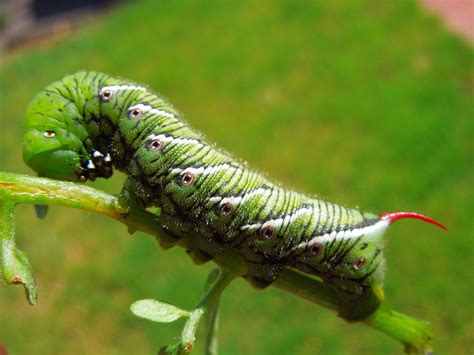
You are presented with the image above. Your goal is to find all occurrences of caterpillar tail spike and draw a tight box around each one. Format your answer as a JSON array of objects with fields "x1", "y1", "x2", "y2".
[{"x1": 379, "y1": 212, "x2": 447, "y2": 231}]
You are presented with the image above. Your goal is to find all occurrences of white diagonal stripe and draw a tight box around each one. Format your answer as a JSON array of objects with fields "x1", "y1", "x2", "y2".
[
  {"x1": 208, "y1": 196, "x2": 223, "y2": 204},
  {"x1": 208, "y1": 187, "x2": 268, "y2": 208},
  {"x1": 147, "y1": 134, "x2": 202, "y2": 147},
  {"x1": 240, "y1": 206, "x2": 313, "y2": 231},
  {"x1": 129, "y1": 103, "x2": 176, "y2": 119},
  {"x1": 294, "y1": 219, "x2": 390, "y2": 250},
  {"x1": 239, "y1": 188, "x2": 267, "y2": 205},
  {"x1": 100, "y1": 85, "x2": 147, "y2": 93},
  {"x1": 240, "y1": 223, "x2": 262, "y2": 231},
  {"x1": 220, "y1": 196, "x2": 243, "y2": 205},
  {"x1": 170, "y1": 164, "x2": 231, "y2": 176},
  {"x1": 218, "y1": 187, "x2": 268, "y2": 208}
]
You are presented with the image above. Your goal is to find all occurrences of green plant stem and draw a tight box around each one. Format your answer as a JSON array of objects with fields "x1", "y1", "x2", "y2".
[
  {"x1": 181, "y1": 270, "x2": 234, "y2": 352},
  {"x1": 0, "y1": 172, "x2": 432, "y2": 353},
  {"x1": 203, "y1": 269, "x2": 222, "y2": 355},
  {"x1": 204, "y1": 299, "x2": 219, "y2": 355}
]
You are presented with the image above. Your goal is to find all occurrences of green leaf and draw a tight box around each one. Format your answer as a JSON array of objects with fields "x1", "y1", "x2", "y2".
[
  {"x1": 1, "y1": 199, "x2": 37, "y2": 305},
  {"x1": 130, "y1": 299, "x2": 189, "y2": 323}
]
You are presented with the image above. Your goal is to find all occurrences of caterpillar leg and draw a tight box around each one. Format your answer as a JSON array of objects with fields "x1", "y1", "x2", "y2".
[
  {"x1": 244, "y1": 262, "x2": 284, "y2": 289},
  {"x1": 158, "y1": 212, "x2": 186, "y2": 249},
  {"x1": 186, "y1": 248, "x2": 214, "y2": 265},
  {"x1": 184, "y1": 230, "x2": 226, "y2": 265},
  {"x1": 115, "y1": 178, "x2": 143, "y2": 214}
]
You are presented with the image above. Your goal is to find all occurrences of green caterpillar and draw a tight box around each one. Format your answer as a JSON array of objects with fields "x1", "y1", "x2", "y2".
[{"x1": 22, "y1": 71, "x2": 445, "y2": 297}]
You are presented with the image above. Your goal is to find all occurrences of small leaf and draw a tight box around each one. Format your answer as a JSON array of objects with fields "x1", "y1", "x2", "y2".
[
  {"x1": 1, "y1": 242, "x2": 38, "y2": 305},
  {"x1": 1, "y1": 199, "x2": 37, "y2": 305},
  {"x1": 131, "y1": 299, "x2": 189, "y2": 323}
]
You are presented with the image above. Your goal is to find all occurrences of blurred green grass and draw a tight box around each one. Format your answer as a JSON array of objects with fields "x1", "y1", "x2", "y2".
[{"x1": 0, "y1": 0, "x2": 472, "y2": 353}]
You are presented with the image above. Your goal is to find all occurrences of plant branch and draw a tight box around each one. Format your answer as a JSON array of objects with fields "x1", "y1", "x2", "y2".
[
  {"x1": 182, "y1": 269, "x2": 234, "y2": 353},
  {"x1": 0, "y1": 172, "x2": 433, "y2": 353},
  {"x1": 203, "y1": 269, "x2": 222, "y2": 355}
]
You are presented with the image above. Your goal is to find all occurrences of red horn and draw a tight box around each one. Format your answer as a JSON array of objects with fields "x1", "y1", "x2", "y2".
[{"x1": 379, "y1": 212, "x2": 447, "y2": 230}]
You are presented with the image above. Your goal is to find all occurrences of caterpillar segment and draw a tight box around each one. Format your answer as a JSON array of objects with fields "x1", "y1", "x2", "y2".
[{"x1": 22, "y1": 71, "x2": 446, "y2": 296}]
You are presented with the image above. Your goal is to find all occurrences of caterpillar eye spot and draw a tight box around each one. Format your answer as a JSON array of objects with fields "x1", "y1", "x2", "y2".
[
  {"x1": 181, "y1": 172, "x2": 195, "y2": 186},
  {"x1": 99, "y1": 88, "x2": 113, "y2": 102},
  {"x1": 260, "y1": 223, "x2": 276, "y2": 240},
  {"x1": 43, "y1": 131, "x2": 56, "y2": 138},
  {"x1": 147, "y1": 139, "x2": 164, "y2": 151},
  {"x1": 128, "y1": 108, "x2": 142, "y2": 119},
  {"x1": 308, "y1": 242, "x2": 323, "y2": 256},
  {"x1": 219, "y1": 202, "x2": 234, "y2": 216},
  {"x1": 353, "y1": 257, "x2": 366, "y2": 270}
]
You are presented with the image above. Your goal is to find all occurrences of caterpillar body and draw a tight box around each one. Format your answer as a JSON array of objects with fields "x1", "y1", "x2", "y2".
[{"x1": 22, "y1": 72, "x2": 445, "y2": 297}]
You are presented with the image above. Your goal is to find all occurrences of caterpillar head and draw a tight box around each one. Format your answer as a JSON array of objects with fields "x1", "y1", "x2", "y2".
[{"x1": 23, "y1": 72, "x2": 113, "y2": 182}]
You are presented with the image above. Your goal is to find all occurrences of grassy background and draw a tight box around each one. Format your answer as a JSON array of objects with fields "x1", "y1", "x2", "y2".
[{"x1": 0, "y1": 0, "x2": 472, "y2": 353}]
